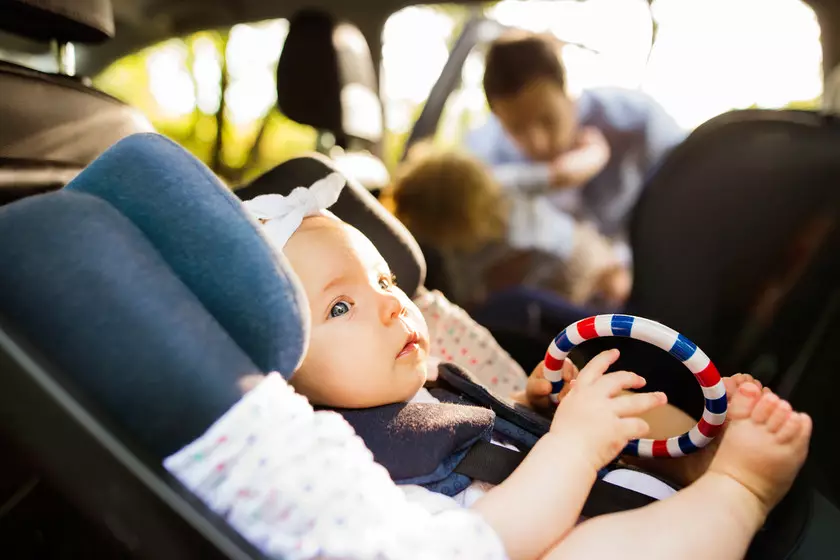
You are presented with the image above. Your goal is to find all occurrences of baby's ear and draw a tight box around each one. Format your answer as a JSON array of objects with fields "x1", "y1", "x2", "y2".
[{"x1": 238, "y1": 373, "x2": 267, "y2": 394}]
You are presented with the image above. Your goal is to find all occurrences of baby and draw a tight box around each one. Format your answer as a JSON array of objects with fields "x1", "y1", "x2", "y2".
[
  {"x1": 388, "y1": 144, "x2": 630, "y2": 307},
  {"x1": 245, "y1": 174, "x2": 812, "y2": 560}
]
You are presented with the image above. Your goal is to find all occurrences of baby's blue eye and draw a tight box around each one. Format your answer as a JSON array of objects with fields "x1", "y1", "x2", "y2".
[{"x1": 329, "y1": 301, "x2": 351, "y2": 318}]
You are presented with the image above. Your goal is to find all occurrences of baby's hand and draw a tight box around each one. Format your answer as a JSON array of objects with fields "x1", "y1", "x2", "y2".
[
  {"x1": 549, "y1": 350, "x2": 667, "y2": 471},
  {"x1": 513, "y1": 359, "x2": 579, "y2": 411}
]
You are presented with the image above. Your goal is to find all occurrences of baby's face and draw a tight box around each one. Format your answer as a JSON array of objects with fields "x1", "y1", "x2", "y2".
[{"x1": 284, "y1": 216, "x2": 430, "y2": 408}]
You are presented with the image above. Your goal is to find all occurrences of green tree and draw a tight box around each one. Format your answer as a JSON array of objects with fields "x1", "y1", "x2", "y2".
[{"x1": 95, "y1": 25, "x2": 317, "y2": 187}]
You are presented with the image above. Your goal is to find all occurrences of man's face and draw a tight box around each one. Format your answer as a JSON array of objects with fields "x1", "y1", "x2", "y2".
[{"x1": 491, "y1": 78, "x2": 578, "y2": 162}]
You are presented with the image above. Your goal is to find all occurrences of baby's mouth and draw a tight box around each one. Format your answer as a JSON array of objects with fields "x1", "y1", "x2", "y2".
[{"x1": 397, "y1": 331, "x2": 421, "y2": 359}]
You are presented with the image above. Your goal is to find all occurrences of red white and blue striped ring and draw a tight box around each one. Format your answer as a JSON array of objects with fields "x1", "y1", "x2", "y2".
[{"x1": 544, "y1": 314, "x2": 726, "y2": 458}]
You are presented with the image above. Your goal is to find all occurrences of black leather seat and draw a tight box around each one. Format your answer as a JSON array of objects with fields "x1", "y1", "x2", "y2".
[
  {"x1": 570, "y1": 110, "x2": 840, "y2": 419},
  {"x1": 0, "y1": 0, "x2": 153, "y2": 206}
]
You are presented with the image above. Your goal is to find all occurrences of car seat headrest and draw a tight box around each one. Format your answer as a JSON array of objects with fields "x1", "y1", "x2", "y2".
[
  {"x1": 276, "y1": 9, "x2": 382, "y2": 146},
  {"x1": 0, "y1": 191, "x2": 272, "y2": 458},
  {"x1": 237, "y1": 153, "x2": 427, "y2": 297},
  {"x1": 1, "y1": 0, "x2": 115, "y2": 44},
  {"x1": 64, "y1": 133, "x2": 309, "y2": 376}
]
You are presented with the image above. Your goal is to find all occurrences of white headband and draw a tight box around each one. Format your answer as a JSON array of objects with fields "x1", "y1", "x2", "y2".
[{"x1": 244, "y1": 172, "x2": 346, "y2": 250}]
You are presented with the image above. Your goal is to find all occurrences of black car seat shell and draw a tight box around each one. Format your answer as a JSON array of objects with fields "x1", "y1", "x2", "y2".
[
  {"x1": 580, "y1": 109, "x2": 840, "y2": 417},
  {"x1": 629, "y1": 110, "x2": 840, "y2": 359},
  {"x1": 0, "y1": 0, "x2": 154, "y2": 206}
]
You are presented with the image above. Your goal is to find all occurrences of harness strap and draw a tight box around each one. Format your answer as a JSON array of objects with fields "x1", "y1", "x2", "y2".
[{"x1": 454, "y1": 440, "x2": 658, "y2": 517}]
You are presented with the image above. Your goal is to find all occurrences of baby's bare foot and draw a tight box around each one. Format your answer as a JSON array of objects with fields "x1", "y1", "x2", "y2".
[
  {"x1": 708, "y1": 382, "x2": 811, "y2": 512},
  {"x1": 663, "y1": 373, "x2": 763, "y2": 485}
]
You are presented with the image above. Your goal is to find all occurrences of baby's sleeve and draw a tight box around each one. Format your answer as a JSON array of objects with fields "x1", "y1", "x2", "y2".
[{"x1": 164, "y1": 373, "x2": 507, "y2": 560}]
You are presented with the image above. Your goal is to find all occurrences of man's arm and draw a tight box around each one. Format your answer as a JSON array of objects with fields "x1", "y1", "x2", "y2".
[{"x1": 548, "y1": 126, "x2": 611, "y2": 189}]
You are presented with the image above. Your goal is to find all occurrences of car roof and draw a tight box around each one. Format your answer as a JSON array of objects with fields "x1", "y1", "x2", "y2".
[
  {"x1": 71, "y1": 0, "x2": 479, "y2": 75},
  {"x1": 3, "y1": 0, "x2": 836, "y2": 77}
]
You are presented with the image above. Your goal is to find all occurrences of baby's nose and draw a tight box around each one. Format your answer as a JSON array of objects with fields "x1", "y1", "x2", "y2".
[{"x1": 379, "y1": 291, "x2": 404, "y2": 323}]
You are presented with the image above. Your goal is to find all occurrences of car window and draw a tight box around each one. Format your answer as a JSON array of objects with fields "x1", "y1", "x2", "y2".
[
  {"x1": 643, "y1": 0, "x2": 822, "y2": 126},
  {"x1": 94, "y1": 20, "x2": 318, "y2": 186},
  {"x1": 380, "y1": 5, "x2": 472, "y2": 168},
  {"x1": 380, "y1": 0, "x2": 822, "y2": 165}
]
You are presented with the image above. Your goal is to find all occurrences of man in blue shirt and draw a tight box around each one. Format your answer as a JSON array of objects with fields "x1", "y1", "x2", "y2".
[{"x1": 467, "y1": 31, "x2": 686, "y2": 243}]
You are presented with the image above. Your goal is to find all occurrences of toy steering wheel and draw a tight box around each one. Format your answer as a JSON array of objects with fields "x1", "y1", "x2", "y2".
[{"x1": 544, "y1": 314, "x2": 727, "y2": 458}]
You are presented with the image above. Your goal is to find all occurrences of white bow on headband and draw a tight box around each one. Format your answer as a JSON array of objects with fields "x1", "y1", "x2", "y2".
[{"x1": 244, "y1": 172, "x2": 346, "y2": 249}]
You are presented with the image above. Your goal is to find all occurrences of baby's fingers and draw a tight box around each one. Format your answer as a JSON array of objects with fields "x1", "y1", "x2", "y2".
[
  {"x1": 527, "y1": 377, "x2": 553, "y2": 398},
  {"x1": 597, "y1": 370, "x2": 646, "y2": 396},
  {"x1": 529, "y1": 360, "x2": 547, "y2": 380},
  {"x1": 619, "y1": 417, "x2": 651, "y2": 442},
  {"x1": 576, "y1": 349, "x2": 620, "y2": 385},
  {"x1": 522, "y1": 368, "x2": 554, "y2": 410},
  {"x1": 613, "y1": 392, "x2": 667, "y2": 418},
  {"x1": 562, "y1": 359, "x2": 579, "y2": 381}
]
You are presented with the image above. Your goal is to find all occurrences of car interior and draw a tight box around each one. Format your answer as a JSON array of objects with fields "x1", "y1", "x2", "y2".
[{"x1": 2, "y1": 0, "x2": 840, "y2": 557}]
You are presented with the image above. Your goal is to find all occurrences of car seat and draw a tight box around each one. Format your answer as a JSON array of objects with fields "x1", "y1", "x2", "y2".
[
  {"x1": 275, "y1": 9, "x2": 388, "y2": 192},
  {"x1": 0, "y1": 0, "x2": 154, "y2": 207},
  {"x1": 0, "y1": 133, "x2": 307, "y2": 557}
]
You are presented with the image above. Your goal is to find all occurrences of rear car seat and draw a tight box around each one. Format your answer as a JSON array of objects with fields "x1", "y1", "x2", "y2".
[{"x1": 0, "y1": 0, "x2": 153, "y2": 206}]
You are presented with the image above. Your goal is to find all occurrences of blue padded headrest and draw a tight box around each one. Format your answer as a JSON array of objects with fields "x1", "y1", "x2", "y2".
[
  {"x1": 64, "y1": 133, "x2": 308, "y2": 376},
  {"x1": 0, "y1": 191, "x2": 273, "y2": 458}
]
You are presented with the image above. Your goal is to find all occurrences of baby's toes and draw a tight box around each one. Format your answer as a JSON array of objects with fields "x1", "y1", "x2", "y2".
[
  {"x1": 777, "y1": 412, "x2": 805, "y2": 444},
  {"x1": 740, "y1": 373, "x2": 760, "y2": 389},
  {"x1": 723, "y1": 377, "x2": 738, "y2": 399},
  {"x1": 797, "y1": 413, "x2": 813, "y2": 444},
  {"x1": 752, "y1": 392, "x2": 781, "y2": 424},
  {"x1": 729, "y1": 382, "x2": 763, "y2": 419},
  {"x1": 766, "y1": 399, "x2": 793, "y2": 433},
  {"x1": 725, "y1": 374, "x2": 760, "y2": 400}
]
